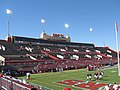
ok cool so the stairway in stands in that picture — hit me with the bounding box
[41,50,59,61]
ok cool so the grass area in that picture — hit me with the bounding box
[19,66,120,90]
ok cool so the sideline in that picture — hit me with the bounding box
[101,65,117,71]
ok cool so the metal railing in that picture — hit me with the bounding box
[0,76,32,90]
[28,82,53,90]
[0,75,53,90]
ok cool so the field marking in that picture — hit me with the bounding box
[54,82,85,90]
[101,65,117,71]
[55,79,114,90]
[32,79,64,89]
[111,70,117,72]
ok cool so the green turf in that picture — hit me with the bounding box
[19,66,120,90]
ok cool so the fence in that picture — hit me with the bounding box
[28,82,53,90]
[0,75,35,90]
[0,75,53,90]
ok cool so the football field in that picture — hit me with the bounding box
[20,66,120,90]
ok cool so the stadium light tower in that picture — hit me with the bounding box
[90,27,93,43]
[6,9,12,36]
[41,18,46,32]
[65,23,70,35]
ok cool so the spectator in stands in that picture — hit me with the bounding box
[113,82,118,90]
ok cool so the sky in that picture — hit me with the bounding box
[0,0,120,50]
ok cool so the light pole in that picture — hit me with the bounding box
[6,9,12,37]
[41,18,46,32]
[90,27,93,43]
[65,23,70,35]
[115,22,120,76]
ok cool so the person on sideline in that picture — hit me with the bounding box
[26,72,30,79]
[113,82,118,90]
[104,84,110,90]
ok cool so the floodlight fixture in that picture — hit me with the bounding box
[65,23,69,29]
[90,28,93,32]
[41,19,46,24]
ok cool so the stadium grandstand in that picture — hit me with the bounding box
[0,31,120,90]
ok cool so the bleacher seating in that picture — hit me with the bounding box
[0,40,119,74]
